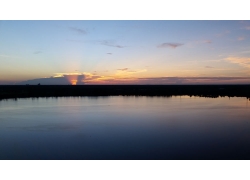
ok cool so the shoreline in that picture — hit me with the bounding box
[1,85,250,100]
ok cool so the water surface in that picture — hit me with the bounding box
[0,96,250,159]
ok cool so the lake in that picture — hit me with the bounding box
[0,96,250,160]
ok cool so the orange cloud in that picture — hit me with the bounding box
[225,57,250,68]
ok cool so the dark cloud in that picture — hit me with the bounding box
[82,76,250,85]
[0,80,16,85]
[18,74,86,85]
[34,51,42,54]
[100,40,125,48]
[107,53,112,55]
[16,75,250,85]
[77,75,85,85]
[205,66,214,68]
[69,27,87,35]
[137,77,250,84]
[18,77,71,85]
[117,68,128,71]
[157,43,183,49]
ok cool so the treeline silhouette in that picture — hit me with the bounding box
[0,85,250,100]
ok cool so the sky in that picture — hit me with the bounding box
[0,20,250,85]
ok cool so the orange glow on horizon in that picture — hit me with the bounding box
[71,80,77,85]
[63,74,79,85]
[50,72,250,85]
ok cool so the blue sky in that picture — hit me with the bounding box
[0,20,250,84]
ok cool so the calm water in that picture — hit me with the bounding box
[0,96,250,160]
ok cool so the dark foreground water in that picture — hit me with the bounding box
[0,96,250,160]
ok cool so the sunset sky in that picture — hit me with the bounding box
[0,20,250,84]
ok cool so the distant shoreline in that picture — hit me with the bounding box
[0,85,250,100]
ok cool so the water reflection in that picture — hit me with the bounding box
[0,96,250,160]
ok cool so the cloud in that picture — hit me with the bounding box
[116,68,146,73]
[81,76,250,85]
[239,21,250,30]
[203,40,212,44]
[18,74,250,85]
[18,77,71,85]
[107,53,112,55]
[117,68,128,71]
[216,30,230,37]
[18,73,86,85]
[205,66,214,68]
[114,69,147,78]
[245,26,250,30]
[0,54,20,59]
[225,56,250,68]
[137,77,250,84]
[69,27,87,35]
[67,39,125,48]
[0,80,16,85]
[238,36,245,41]
[157,43,183,49]
[100,40,125,48]
[34,51,42,54]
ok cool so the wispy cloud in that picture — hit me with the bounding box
[157,43,183,49]
[238,49,250,55]
[205,66,214,68]
[0,54,20,59]
[117,68,128,71]
[67,39,125,48]
[216,30,230,37]
[238,36,245,41]
[225,56,250,68]
[100,40,125,48]
[34,51,42,54]
[190,40,212,46]
[115,68,147,77]
[203,40,212,44]
[245,26,250,30]
[69,27,87,35]
[107,53,112,55]
[239,21,250,30]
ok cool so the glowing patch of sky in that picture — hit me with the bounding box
[0,20,250,84]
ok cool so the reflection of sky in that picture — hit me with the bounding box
[0,20,250,84]
[0,96,250,159]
